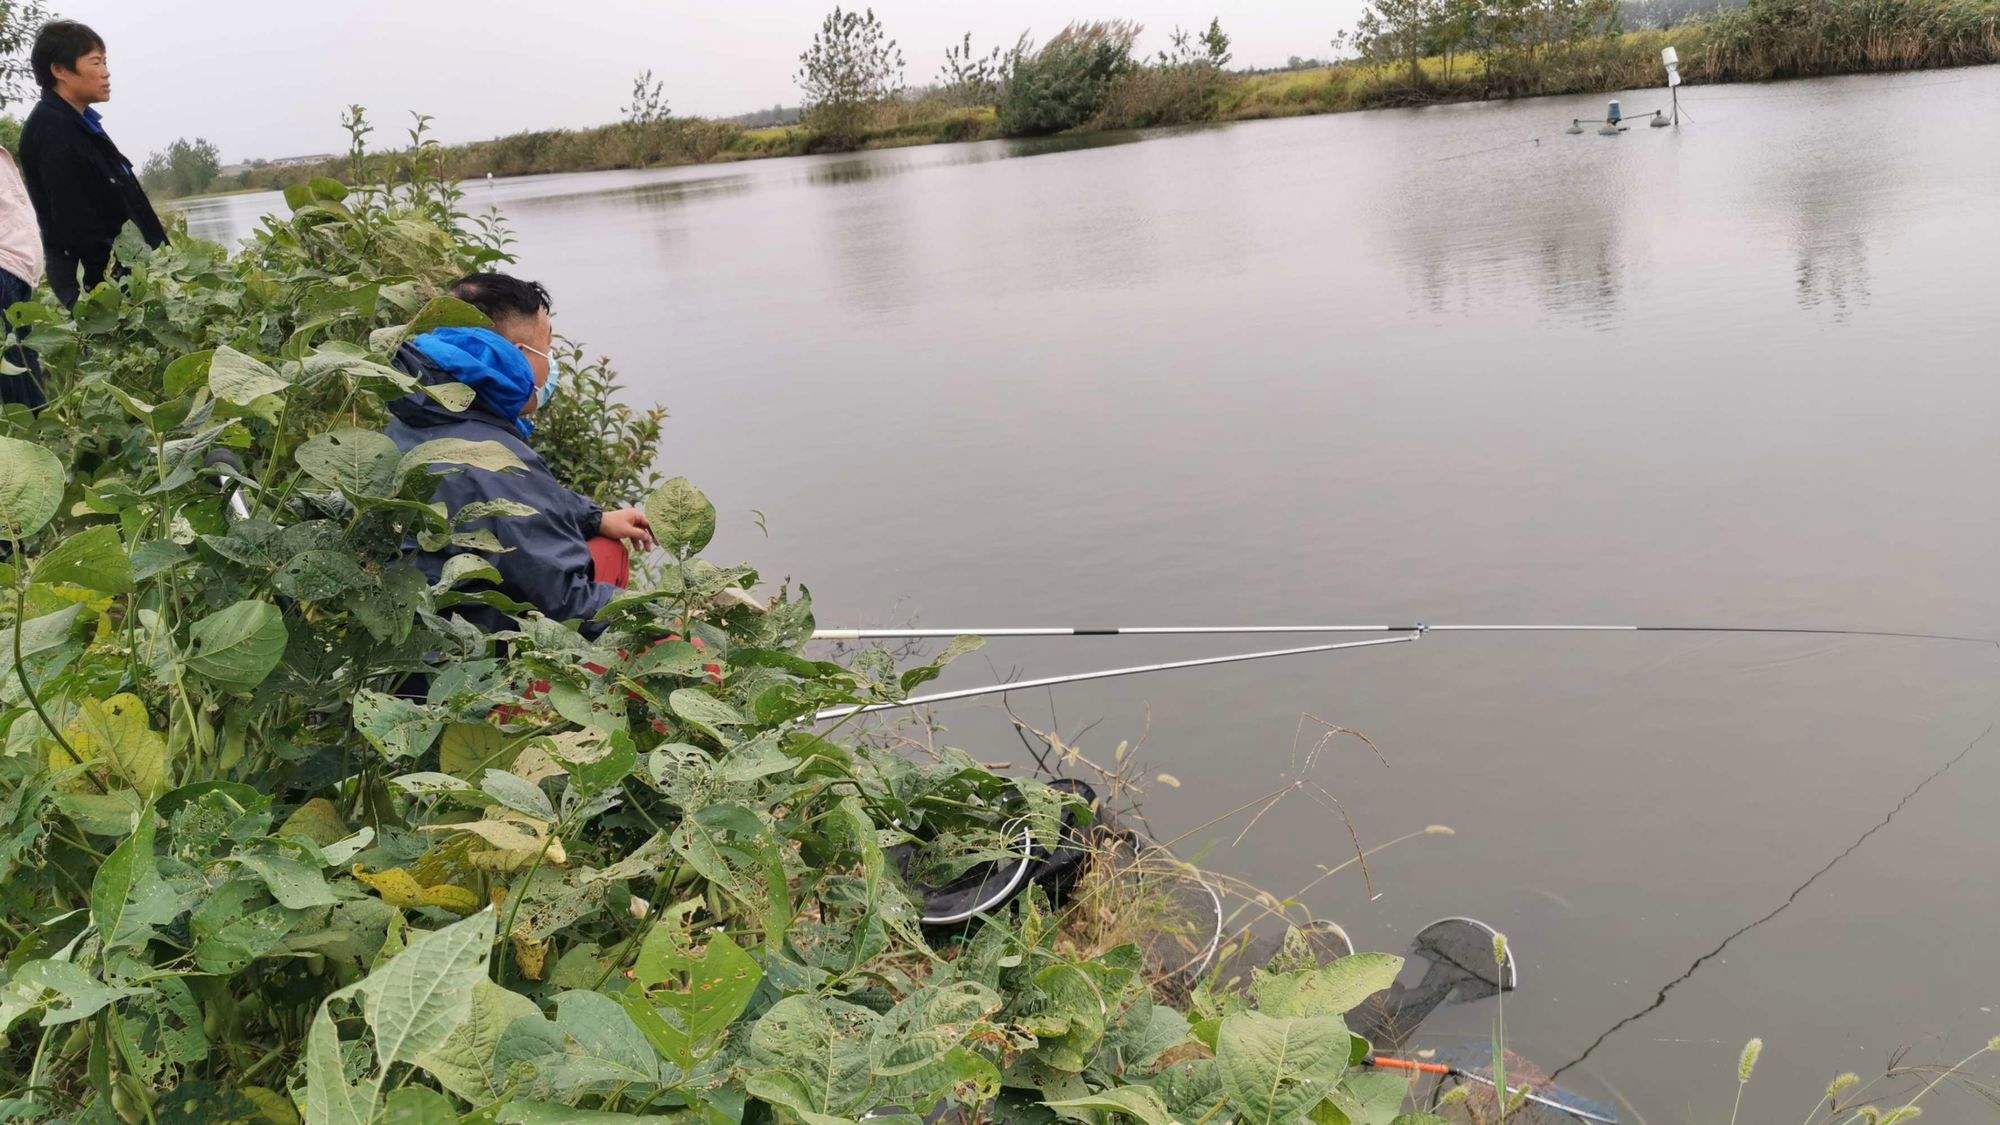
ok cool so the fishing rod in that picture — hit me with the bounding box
[811,634,1416,721]
[815,622,2000,645]
[1365,1056,1618,1124]
[809,622,1997,721]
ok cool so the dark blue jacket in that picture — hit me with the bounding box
[19,91,166,306]
[388,343,616,638]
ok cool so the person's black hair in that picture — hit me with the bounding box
[448,273,552,328]
[32,20,106,93]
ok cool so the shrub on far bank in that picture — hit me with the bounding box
[997,21,1141,136]
[795,5,907,151]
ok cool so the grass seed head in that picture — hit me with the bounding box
[1738,1037,1764,1083]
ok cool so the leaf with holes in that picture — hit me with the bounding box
[353,690,445,761]
[1215,1012,1353,1125]
[297,427,401,498]
[644,477,715,557]
[668,687,745,742]
[396,438,525,484]
[1253,954,1403,1019]
[303,909,494,1124]
[32,525,131,594]
[186,600,287,690]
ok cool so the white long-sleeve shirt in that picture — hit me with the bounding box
[0,147,44,285]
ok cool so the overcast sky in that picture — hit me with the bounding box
[73,1,1360,163]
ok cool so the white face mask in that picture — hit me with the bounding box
[519,343,560,407]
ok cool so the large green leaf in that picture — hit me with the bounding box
[207,345,290,405]
[493,989,678,1100]
[296,427,402,498]
[1215,1011,1353,1125]
[237,847,339,909]
[1029,963,1109,1073]
[0,604,82,679]
[623,931,763,1067]
[0,959,144,1032]
[414,978,540,1103]
[186,600,288,689]
[0,434,63,537]
[481,768,555,821]
[91,807,179,951]
[190,880,296,974]
[746,994,882,1120]
[1253,954,1403,1019]
[669,687,745,742]
[868,980,1001,1077]
[396,438,525,484]
[408,295,490,335]
[303,909,495,1125]
[1334,1071,1412,1125]
[32,525,132,594]
[644,477,715,557]
[1044,1086,1178,1125]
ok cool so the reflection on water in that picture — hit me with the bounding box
[176,65,2000,1117]
[506,171,755,213]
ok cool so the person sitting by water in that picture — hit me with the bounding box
[388,272,655,638]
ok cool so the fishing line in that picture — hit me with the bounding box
[1547,717,1999,1081]
[815,622,2000,645]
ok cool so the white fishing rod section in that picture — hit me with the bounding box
[815,623,2000,644]
[811,634,1417,721]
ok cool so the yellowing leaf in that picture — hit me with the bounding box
[67,694,168,797]
[352,865,482,915]
[439,722,510,779]
[512,935,550,980]
[418,816,566,872]
[279,798,350,847]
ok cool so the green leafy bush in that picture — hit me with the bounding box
[996,21,1141,137]
[530,341,669,508]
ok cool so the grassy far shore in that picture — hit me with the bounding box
[153,0,2000,202]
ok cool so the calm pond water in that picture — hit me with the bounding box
[183,66,2000,1118]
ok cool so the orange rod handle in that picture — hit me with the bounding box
[1367,1056,1453,1076]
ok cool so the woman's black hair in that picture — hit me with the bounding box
[448,272,553,328]
[32,20,106,92]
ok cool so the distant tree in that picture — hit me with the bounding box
[795,6,905,151]
[0,0,53,112]
[937,31,1004,106]
[623,68,671,126]
[621,68,673,167]
[0,113,19,155]
[139,137,221,198]
[1354,0,1432,84]
[1201,17,1233,68]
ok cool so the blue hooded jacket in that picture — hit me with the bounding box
[408,327,538,437]
[387,333,616,637]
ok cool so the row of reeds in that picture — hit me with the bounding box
[182,0,1999,201]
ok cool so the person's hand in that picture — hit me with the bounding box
[600,507,656,551]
